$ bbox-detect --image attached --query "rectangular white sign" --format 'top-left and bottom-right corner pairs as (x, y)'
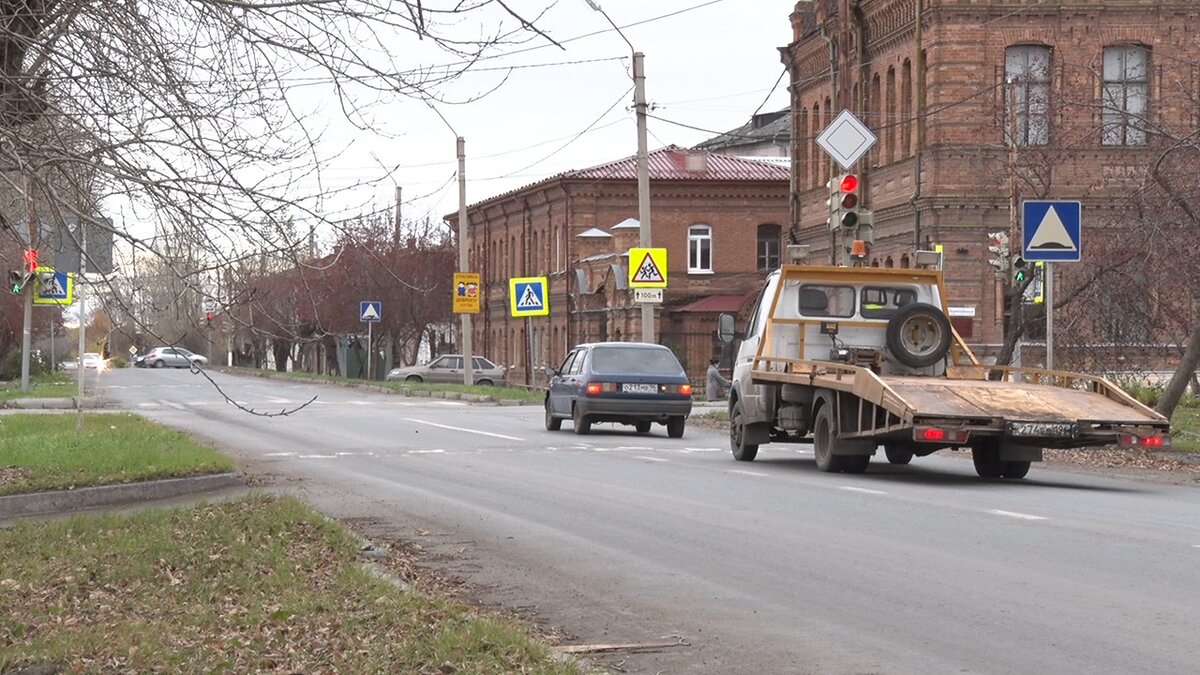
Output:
(633, 288), (663, 304)
(947, 306), (976, 317)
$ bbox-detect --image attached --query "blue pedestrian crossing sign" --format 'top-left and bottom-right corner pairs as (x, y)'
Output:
(360, 300), (382, 323)
(509, 276), (549, 317)
(1022, 200), (1081, 262)
(32, 266), (73, 306)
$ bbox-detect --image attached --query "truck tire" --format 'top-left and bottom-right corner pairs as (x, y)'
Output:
(1003, 460), (1031, 479)
(884, 444), (914, 465)
(572, 405), (591, 435)
(812, 404), (845, 473)
(885, 302), (953, 369)
(730, 400), (759, 461)
(972, 444), (1005, 479)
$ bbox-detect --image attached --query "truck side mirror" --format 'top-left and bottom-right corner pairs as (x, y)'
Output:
(717, 313), (737, 344)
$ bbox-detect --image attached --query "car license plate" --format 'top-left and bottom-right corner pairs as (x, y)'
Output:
(622, 383), (658, 394)
(1007, 422), (1076, 438)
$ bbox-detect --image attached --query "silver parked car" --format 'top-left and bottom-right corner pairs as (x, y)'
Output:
(137, 346), (209, 368)
(386, 354), (506, 385)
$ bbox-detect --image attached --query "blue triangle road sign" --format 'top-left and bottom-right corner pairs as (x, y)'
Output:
(360, 301), (382, 323)
(1022, 201), (1081, 262)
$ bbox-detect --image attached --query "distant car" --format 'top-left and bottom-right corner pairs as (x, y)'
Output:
(81, 352), (106, 370)
(386, 355), (506, 386)
(544, 342), (693, 437)
(137, 347), (208, 368)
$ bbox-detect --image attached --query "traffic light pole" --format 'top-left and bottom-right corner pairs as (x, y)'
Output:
(1045, 262), (1054, 371)
(457, 136), (474, 386)
(19, 285), (32, 392)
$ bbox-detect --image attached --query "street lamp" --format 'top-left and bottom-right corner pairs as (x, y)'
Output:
(584, 1), (654, 343)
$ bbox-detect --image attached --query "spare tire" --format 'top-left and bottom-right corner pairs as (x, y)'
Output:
(885, 302), (952, 368)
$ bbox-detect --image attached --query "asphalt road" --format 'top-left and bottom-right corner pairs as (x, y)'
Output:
(98, 367), (1200, 674)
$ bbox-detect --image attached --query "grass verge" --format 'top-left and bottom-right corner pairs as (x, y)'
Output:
(0, 495), (580, 674)
(0, 413), (234, 496)
(1170, 406), (1200, 453)
(228, 366), (543, 401)
(0, 371), (79, 402)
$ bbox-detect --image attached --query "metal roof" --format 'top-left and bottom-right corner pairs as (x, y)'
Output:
(567, 145), (789, 182)
(669, 293), (756, 313)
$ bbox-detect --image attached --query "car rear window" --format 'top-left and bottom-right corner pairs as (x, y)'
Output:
(590, 346), (684, 376)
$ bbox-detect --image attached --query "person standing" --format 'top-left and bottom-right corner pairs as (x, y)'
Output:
(706, 358), (731, 401)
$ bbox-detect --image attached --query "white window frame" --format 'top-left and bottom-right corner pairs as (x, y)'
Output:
(756, 224), (781, 272)
(1102, 45), (1149, 147)
(688, 224), (713, 274)
(1004, 45), (1051, 147)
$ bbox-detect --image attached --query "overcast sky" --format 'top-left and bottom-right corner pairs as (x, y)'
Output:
(305, 0), (797, 231)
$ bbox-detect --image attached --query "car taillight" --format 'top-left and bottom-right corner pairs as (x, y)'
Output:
(1119, 433), (1170, 448)
(678, 384), (693, 396)
(585, 382), (616, 395)
(914, 426), (970, 443)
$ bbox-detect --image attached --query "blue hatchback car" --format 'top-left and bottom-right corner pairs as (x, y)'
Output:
(544, 342), (693, 437)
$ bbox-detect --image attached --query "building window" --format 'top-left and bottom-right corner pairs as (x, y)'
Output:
(757, 224), (781, 272)
(1004, 45), (1051, 146)
(688, 224), (712, 273)
(1102, 45), (1149, 146)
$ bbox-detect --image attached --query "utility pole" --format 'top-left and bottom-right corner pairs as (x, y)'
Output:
(633, 51), (654, 342)
(584, 1), (654, 342)
(393, 186), (402, 250)
(457, 137), (474, 385)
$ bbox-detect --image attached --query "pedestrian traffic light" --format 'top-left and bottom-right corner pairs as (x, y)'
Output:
(8, 270), (24, 294)
(987, 232), (1010, 274)
(1012, 256), (1029, 284)
(837, 174), (860, 229)
(22, 248), (38, 273)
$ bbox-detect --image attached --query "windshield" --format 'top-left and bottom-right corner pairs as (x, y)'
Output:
(590, 346), (684, 376)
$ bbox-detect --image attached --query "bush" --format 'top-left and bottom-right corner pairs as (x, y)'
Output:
(0, 349), (51, 381)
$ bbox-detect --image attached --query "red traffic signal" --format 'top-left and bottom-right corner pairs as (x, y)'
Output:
(205, 312), (214, 320)
(838, 174), (860, 228)
(839, 174), (859, 193)
(22, 249), (38, 273)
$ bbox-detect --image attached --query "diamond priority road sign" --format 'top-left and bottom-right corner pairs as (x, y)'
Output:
(816, 109), (878, 171)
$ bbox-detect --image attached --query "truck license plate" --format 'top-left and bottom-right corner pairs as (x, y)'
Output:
(1007, 422), (1076, 438)
(622, 383), (658, 394)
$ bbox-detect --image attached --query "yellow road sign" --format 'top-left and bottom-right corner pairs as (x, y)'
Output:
(628, 247), (667, 288)
(510, 276), (549, 317)
(453, 273), (481, 314)
(32, 266), (73, 305)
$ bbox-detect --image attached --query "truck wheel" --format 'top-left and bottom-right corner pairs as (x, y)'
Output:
(886, 302), (953, 369)
(730, 400), (759, 461)
(1003, 461), (1031, 479)
(884, 444), (914, 465)
(812, 404), (845, 473)
(572, 405), (591, 435)
(972, 444), (1005, 479)
(544, 400), (561, 431)
(667, 418), (686, 438)
(842, 455), (870, 474)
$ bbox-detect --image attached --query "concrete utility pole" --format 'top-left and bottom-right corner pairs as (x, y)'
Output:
(585, 0), (655, 342)
(457, 136), (474, 386)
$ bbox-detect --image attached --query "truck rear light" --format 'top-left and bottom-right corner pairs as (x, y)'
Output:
(678, 384), (693, 396)
(914, 426), (969, 443)
(1118, 433), (1170, 448)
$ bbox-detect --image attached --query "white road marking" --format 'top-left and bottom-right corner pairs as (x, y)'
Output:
(839, 486), (888, 495)
(988, 509), (1047, 521)
(336, 451), (375, 457)
(403, 417), (524, 441)
(728, 469), (769, 477)
(347, 401), (374, 406)
(264, 452), (296, 457)
(614, 446), (654, 451)
(266, 396), (292, 403)
(679, 447), (724, 453)
(634, 456), (668, 462)
(408, 449), (445, 454)
(164, 401), (185, 410)
(297, 454), (337, 459)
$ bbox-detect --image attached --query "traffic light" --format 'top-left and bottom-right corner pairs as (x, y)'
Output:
(1012, 256), (1029, 284)
(837, 174), (860, 229)
(987, 232), (1010, 274)
(8, 270), (25, 294)
(22, 248), (38, 273)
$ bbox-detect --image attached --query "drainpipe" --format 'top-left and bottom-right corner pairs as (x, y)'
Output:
(912, 0), (926, 248)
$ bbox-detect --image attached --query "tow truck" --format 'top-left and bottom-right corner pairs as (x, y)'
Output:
(719, 250), (1170, 479)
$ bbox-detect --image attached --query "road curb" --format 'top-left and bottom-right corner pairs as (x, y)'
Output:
(213, 367), (543, 406)
(0, 472), (245, 518)
(1, 396), (106, 410)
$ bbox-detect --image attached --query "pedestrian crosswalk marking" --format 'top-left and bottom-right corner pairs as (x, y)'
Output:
(633, 252), (665, 284)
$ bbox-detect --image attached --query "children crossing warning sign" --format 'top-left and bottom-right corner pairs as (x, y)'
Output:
(627, 248), (667, 288)
(509, 276), (549, 317)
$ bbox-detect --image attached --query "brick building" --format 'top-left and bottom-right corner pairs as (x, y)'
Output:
(782, 0), (1200, 367)
(449, 146), (789, 385)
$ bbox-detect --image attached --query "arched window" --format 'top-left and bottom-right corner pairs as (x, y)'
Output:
(757, 224), (781, 272)
(1004, 45), (1051, 146)
(902, 59), (913, 156)
(885, 67), (897, 164)
(688, 224), (713, 273)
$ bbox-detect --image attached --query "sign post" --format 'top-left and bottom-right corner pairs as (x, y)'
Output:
(359, 301), (382, 380)
(1022, 200), (1082, 371)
